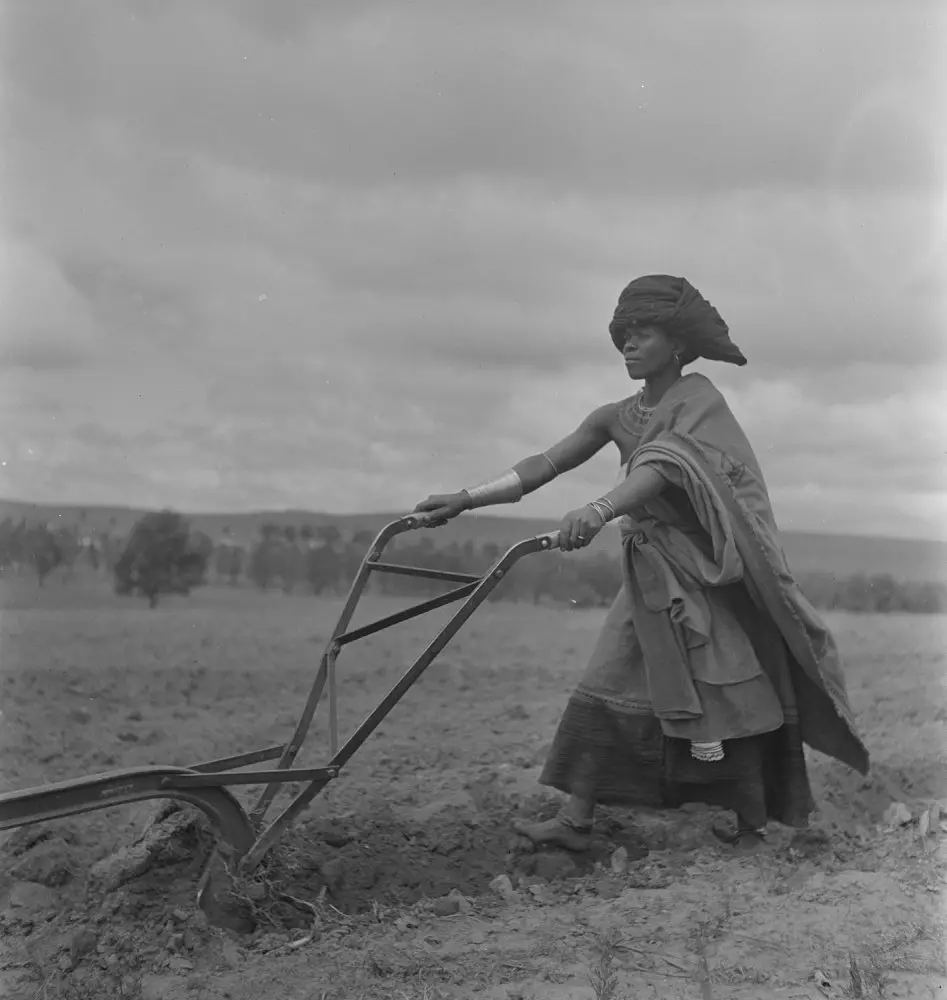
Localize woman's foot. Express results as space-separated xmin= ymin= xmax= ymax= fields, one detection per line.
xmin=512 ymin=815 xmax=592 ymax=852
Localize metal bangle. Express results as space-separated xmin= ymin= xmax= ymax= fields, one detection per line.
xmin=596 ymin=496 xmax=617 ymax=519
xmin=463 ymin=469 xmax=524 ymax=509
xmin=586 ymin=498 xmax=616 ymax=526
xmin=540 ymin=452 xmax=561 ymax=477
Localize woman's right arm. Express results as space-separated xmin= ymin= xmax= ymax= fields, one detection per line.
xmin=514 ymin=403 xmax=615 ymax=493
xmin=414 ymin=404 xmax=615 ymax=522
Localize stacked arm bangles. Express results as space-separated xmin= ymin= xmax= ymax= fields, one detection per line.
xmin=586 ymin=496 xmax=616 ymax=526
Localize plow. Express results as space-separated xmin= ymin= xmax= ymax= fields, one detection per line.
xmin=0 ymin=515 xmax=562 ymax=912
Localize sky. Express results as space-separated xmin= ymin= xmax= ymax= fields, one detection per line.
xmin=1 ymin=0 xmax=945 ymax=541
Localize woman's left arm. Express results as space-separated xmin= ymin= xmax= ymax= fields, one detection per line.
xmin=558 ymin=466 xmax=665 ymax=551
xmin=601 ymin=466 xmax=666 ymax=515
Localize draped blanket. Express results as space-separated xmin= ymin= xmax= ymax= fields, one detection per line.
xmin=627 ymin=373 xmax=867 ymax=773
xmin=539 ymin=374 xmax=868 ymax=827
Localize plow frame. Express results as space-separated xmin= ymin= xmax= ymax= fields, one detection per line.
xmin=0 ymin=514 xmax=561 ymax=889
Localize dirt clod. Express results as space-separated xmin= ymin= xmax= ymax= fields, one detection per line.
xmin=322 ymin=824 xmax=352 ymax=848
xmin=610 ymin=845 xmax=629 ymax=874
xmin=8 ymin=835 xmax=77 ymax=886
xmin=69 ymin=924 xmax=98 ymax=962
xmin=432 ymin=895 xmax=461 ymax=916
xmin=318 ymin=857 xmax=345 ymax=893
xmin=529 ymin=852 xmax=578 ymax=881
xmin=89 ymin=843 xmax=154 ymax=892
xmin=489 ymin=874 xmax=517 ymax=900
xmin=882 ymin=801 xmax=912 ymax=829
xmin=4 ymin=880 xmax=62 ymax=916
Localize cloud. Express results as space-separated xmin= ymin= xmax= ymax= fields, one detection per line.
xmin=0 ymin=1 xmax=944 ymax=541
xmin=0 ymin=238 xmax=105 ymax=370
xmin=6 ymin=1 xmax=944 ymax=193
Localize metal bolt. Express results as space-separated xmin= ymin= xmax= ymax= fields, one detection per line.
xmin=494 ymin=569 xmax=504 ymax=578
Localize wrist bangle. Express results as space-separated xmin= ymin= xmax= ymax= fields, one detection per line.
xmin=586 ymin=497 xmax=616 ymax=526
xmin=463 ymin=470 xmax=524 ymax=508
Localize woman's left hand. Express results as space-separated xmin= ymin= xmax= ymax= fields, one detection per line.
xmin=558 ymin=505 xmax=606 ymax=552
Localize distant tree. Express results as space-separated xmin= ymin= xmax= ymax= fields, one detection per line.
xmin=24 ymin=524 xmax=64 ymax=587
xmin=114 ymin=510 xmax=210 ymax=608
xmin=318 ymin=524 xmax=342 ymax=546
xmin=306 ymin=542 xmax=342 ymax=595
xmin=214 ymin=532 xmax=245 ymax=587
xmin=281 ymin=526 xmax=304 ymax=594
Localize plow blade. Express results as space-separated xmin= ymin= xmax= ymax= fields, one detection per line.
xmin=0 ymin=766 xmax=256 ymax=858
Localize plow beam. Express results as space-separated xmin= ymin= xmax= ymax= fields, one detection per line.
xmin=0 ymin=766 xmax=256 ymax=859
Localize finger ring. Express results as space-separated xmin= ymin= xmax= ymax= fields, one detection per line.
xmin=576 ymin=535 xmax=587 ymax=542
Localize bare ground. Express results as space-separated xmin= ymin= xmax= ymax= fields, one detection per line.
xmin=1 ymin=578 xmax=945 ymax=998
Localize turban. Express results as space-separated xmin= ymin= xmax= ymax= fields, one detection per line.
xmin=608 ymin=275 xmax=747 ymax=367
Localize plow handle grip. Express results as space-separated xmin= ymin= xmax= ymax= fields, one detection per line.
xmin=533 ymin=530 xmax=561 ymax=550
xmin=402 ymin=515 xmax=562 ymax=551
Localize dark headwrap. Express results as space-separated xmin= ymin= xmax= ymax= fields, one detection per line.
xmin=609 ymin=275 xmax=747 ymax=367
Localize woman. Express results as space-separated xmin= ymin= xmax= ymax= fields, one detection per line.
xmin=414 ymin=275 xmax=868 ymax=852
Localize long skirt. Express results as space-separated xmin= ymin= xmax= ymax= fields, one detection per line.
xmin=539 ymin=574 xmax=816 ymax=829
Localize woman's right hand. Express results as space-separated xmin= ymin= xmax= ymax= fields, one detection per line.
xmin=413 ymin=491 xmax=472 ymax=526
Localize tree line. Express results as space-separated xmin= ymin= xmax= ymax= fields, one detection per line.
xmin=110 ymin=511 xmax=945 ymax=614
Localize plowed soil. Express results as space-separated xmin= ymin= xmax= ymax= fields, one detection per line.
xmin=1 ymin=578 xmax=945 ymax=998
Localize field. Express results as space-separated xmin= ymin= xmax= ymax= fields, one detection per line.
xmin=1 ymin=573 xmax=946 ymax=999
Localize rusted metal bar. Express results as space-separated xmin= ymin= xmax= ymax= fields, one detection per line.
xmin=189 ymin=745 xmax=285 ymax=773
xmin=369 ymin=561 xmax=481 ymax=584
xmin=248 ymin=515 xmax=427 ymax=827
xmin=336 ymin=581 xmax=478 ymax=646
xmin=166 ymin=766 xmax=338 ymax=789
xmin=327 ymin=644 xmax=339 ymax=757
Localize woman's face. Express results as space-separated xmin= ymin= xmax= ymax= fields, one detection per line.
xmin=618 ymin=325 xmax=677 ymax=380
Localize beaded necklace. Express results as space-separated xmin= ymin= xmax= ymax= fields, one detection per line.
xmin=620 ymin=390 xmax=658 ymax=438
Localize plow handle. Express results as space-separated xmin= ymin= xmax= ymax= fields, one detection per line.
xmin=400 ymin=513 xmax=562 ymax=552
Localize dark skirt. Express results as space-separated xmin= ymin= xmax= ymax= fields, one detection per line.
xmin=539 ymin=577 xmax=815 ymax=829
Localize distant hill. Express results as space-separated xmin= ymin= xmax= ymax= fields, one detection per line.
xmin=2 ymin=498 xmax=945 ymax=583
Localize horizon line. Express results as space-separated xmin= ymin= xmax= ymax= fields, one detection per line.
xmin=0 ymin=496 xmax=942 ymax=548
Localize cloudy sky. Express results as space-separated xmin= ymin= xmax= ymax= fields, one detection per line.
xmin=1 ymin=0 xmax=945 ymax=540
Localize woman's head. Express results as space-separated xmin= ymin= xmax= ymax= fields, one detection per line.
xmin=613 ymin=323 xmax=684 ymax=381
xmin=608 ymin=275 xmax=747 ymax=369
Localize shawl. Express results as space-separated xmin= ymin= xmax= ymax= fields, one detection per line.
xmin=623 ymin=373 xmax=869 ymax=774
